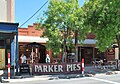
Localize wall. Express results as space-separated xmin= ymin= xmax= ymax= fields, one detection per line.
xmin=7 ymin=0 xmax=15 ymax=22
xmin=18 ymin=23 xmax=43 ymax=36
xmin=0 ymin=0 xmax=14 ymax=22
xmin=0 ymin=0 xmax=7 ymax=21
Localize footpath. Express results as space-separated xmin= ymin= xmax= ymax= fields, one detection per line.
xmin=1 ymin=65 xmax=120 ymax=83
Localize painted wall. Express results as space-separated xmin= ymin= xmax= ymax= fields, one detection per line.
xmin=6 ymin=0 xmax=15 ymax=22
xmin=0 ymin=0 xmax=7 ymax=22
xmin=0 ymin=0 xmax=14 ymax=22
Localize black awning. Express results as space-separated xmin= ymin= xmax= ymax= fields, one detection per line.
xmin=25 ymin=42 xmax=46 ymax=49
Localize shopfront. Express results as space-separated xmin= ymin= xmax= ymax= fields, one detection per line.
xmin=18 ymin=23 xmax=116 ymax=65
xmin=0 ymin=22 xmax=19 ymax=72
xmin=19 ymin=42 xmax=47 ymax=64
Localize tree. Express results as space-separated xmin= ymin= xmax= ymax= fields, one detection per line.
xmin=83 ymin=0 xmax=120 ymax=58
xmin=37 ymin=0 xmax=88 ymax=62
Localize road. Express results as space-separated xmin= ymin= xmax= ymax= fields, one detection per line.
xmin=7 ymin=74 xmax=120 ymax=84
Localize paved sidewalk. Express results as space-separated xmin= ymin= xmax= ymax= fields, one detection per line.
xmin=1 ymin=65 xmax=120 ymax=83
xmin=3 ymin=75 xmax=52 ymax=83
xmin=3 ymin=74 xmax=85 ymax=83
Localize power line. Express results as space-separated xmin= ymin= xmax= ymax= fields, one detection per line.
xmin=19 ymin=1 xmax=48 ymax=27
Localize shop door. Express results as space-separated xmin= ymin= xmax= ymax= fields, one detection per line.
xmin=0 ymin=49 xmax=5 ymax=69
xmin=84 ymin=48 xmax=93 ymax=64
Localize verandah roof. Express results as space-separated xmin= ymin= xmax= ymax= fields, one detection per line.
xmin=18 ymin=35 xmax=96 ymax=44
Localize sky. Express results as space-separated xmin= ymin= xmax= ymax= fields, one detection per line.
xmin=15 ymin=0 xmax=84 ymax=28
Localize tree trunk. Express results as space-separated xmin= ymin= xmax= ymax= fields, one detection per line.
xmin=62 ymin=27 xmax=67 ymax=63
xmin=75 ymin=30 xmax=78 ymax=62
xmin=116 ymin=34 xmax=120 ymax=59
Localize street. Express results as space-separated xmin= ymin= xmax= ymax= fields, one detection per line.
xmin=8 ymin=74 xmax=120 ymax=84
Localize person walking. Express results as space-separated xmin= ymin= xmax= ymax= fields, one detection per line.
xmin=46 ymin=54 xmax=50 ymax=63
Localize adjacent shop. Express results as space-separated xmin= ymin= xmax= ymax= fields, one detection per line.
xmin=0 ymin=22 xmax=19 ymax=70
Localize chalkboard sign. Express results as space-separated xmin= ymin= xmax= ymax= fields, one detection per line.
xmin=20 ymin=64 xmax=30 ymax=74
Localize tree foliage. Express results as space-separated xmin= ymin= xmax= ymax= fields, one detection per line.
xmin=37 ymin=0 xmax=88 ymax=58
xmin=83 ymin=0 xmax=120 ymax=52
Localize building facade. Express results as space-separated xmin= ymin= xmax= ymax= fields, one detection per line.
xmin=0 ymin=0 xmax=19 ymax=74
xmin=18 ymin=23 xmax=116 ymax=64
xmin=0 ymin=0 xmax=14 ymax=22
xmin=18 ymin=23 xmax=50 ymax=64
xmin=0 ymin=22 xmax=18 ymax=69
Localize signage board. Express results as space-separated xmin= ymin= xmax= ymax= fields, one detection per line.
xmin=32 ymin=63 xmax=81 ymax=75
xmin=20 ymin=64 xmax=30 ymax=74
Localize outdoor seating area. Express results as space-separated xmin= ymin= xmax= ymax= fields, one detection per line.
xmin=92 ymin=58 xmax=117 ymax=70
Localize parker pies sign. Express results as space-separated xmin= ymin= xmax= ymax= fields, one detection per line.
xmin=32 ymin=63 xmax=81 ymax=74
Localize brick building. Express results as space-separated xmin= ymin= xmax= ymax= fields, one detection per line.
xmin=18 ymin=23 xmax=115 ymax=64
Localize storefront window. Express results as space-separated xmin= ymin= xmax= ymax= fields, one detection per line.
xmin=0 ymin=40 xmax=4 ymax=47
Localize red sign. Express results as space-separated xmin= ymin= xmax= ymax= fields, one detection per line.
xmin=108 ymin=49 xmax=115 ymax=55
xmin=32 ymin=63 xmax=81 ymax=75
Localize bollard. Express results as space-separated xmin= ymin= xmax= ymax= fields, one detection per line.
xmin=8 ymin=53 xmax=10 ymax=79
xmin=82 ymin=58 xmax=84 ymax=75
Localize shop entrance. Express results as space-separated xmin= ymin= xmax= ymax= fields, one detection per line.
xmin=81 ymin=47 xmax=93 ymax=64
xmin=19 ymin=42 xmax=46 ymax=64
